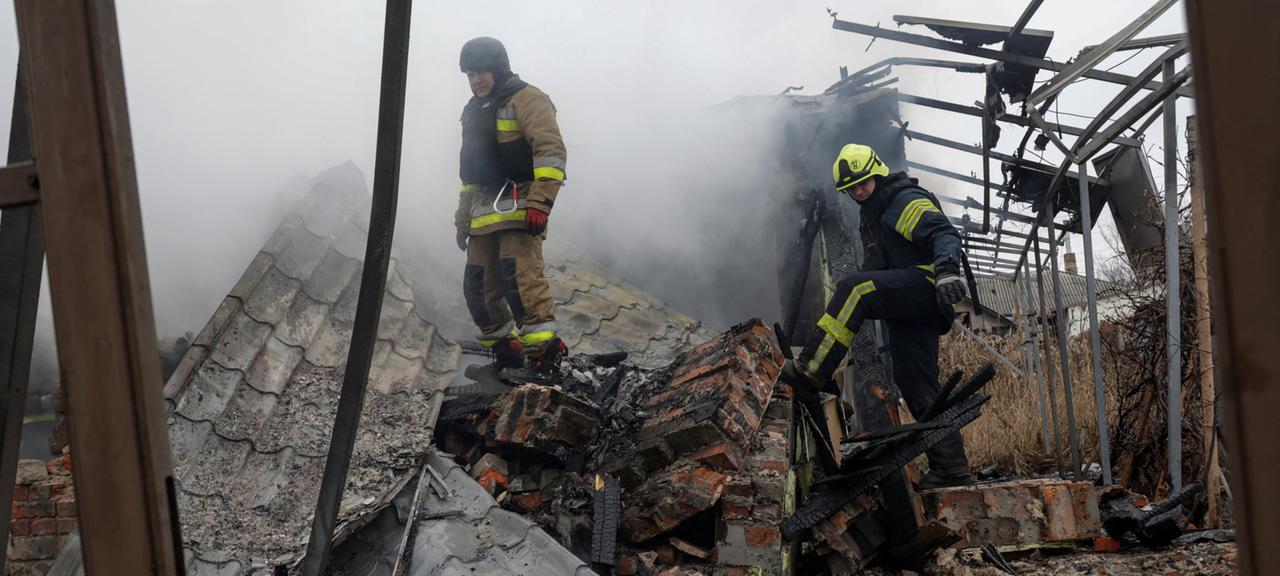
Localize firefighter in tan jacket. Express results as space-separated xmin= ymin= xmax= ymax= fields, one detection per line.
xmin=455 ymin=37 xmax=567 ymax=373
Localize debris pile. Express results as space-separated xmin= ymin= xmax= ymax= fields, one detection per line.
xmin=437 ymin=320 xmax=794 ymax=574
xmin=434 ymin=320 xmax=1007 ymax=574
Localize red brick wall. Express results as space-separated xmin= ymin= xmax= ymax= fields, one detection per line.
xmin=8 ymin=454 xmax=75 ymax=576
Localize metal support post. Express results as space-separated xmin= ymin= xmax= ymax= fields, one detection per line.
xmin=0 ymin=65 xmax=43 ymax=576
xmin=300 ymin=0 xmax=412 ymax=572
xmin=1163 ymin=60 xmax=1183 ymax=493
xmin=1018 ymin=272 xmax=1049 ymax=455
xmin=1078 ymin=163 xmax=1113 ymax=485
xmin=1032 ymin=244 xmax=1066 ymax=475
xmin=1046 ymin=233 xmax=1084 ymax=478
xmin=981 ymin=66 xmax=994 ymax=233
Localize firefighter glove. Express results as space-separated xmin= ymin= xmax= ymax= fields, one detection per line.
xmin=526 ymin=207 xmax=549 ymax=235
xmin=936 ymin=272 xmax=967 ymax=306
xmin=456 ymin=229 xmax=469 ymax=252
xmin=779 ymin=359 xmax=821 ymax=392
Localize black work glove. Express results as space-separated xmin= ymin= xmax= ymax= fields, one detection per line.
xmin=779 ymin=359 xmax=822 ymax=393
xmin=936 ymin=272 xmax=968 ymax=306
xmin=456 ymin=229 xmax=469 ymax=252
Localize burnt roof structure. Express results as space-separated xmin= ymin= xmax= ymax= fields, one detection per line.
xmin=163 ymin=163 xmax=459 ymax=573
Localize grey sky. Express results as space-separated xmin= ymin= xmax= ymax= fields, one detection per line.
xmin=0 ymin=0 xmax=1191 ymax=338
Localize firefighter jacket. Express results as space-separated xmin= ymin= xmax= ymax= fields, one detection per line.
xmin=858 ymin=171 xmax=963 ymax=276
xmin=456 ymin=75 xmax=567 ymax=236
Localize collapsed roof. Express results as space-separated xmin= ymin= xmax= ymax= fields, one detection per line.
xmin=164 ymin=163 xmax=459 ymax=572
xmin=156 ymin=162 xmax=717 ymax=574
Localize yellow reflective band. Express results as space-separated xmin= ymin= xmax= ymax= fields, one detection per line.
xmin=533 ymin=166 xmax=565 ymax=181
xmin=808 ymin=280 xmax=876 ymax=375
xmin=477 ymin=329 xmax=519 ymax=348
xmin=837 ymin=281 xmax=877 ymax=323
xmin=916 ymin=264 xmax=935 ymax=273
xmin=460 ymin=184 xmax=479 ymax=193
xmin=496 ymin=118 xmax=520 ymax=132
xmin=517 ymin=330 xmax=557 ymax=346
xmin=470 ymin=209 xmax=527 ymax=228
xmin=898 ymin=199 xmax=940 ymax=240
xmin=905 ymin=204 xmax=939 ymax=239
xmin=816 ymin=313 xmax=854 ymax=346
xmin=894 ymin=198 xmax=933 ymax=239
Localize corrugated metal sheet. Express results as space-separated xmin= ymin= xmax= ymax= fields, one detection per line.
xmin=972 ymin=271 xmax=1119 ymax=318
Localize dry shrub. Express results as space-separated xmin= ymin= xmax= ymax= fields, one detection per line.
xmin=939 ymin=328 xmax=1118 ymax=476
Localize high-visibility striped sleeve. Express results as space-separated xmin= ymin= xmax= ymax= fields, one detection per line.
xmin=533 ymin=156 xmax=566 ymax=181
xmin=894 ymin=198 xmax=939 ymax=240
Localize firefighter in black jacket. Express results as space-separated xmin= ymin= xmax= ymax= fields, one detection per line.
xmin=783 ymin=143 xmax=974 ymax=489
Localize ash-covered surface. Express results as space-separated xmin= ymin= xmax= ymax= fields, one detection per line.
xmin=406 ymin=450 xmax=594 ymax=576
xmin=165 ymin=163 xmax=458 ymax=574
xmin=919 ymin=542 xmax=1239 ymax=576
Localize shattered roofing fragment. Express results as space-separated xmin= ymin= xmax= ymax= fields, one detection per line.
xmin=405 ymin=450 xmax=594 ymax=576
xmin=163 ymin=162 xmax=459 ymax=573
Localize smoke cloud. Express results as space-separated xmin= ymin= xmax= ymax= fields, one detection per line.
xmin=0 ymin=0 xmax=1192 ymax=384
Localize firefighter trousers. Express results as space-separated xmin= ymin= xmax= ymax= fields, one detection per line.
xmin=463 ymin=230 xmax=557 ymax=351
xmin=798 ymin=266 xmax=970 ymax=476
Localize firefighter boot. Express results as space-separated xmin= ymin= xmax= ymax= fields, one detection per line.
xmin=488 ymin=336 xmax=526 ymax=369
xmin=918 ymin=431 xmax=974 ymax=489
xmin=528 ymin=337 xmax=568 ymax=375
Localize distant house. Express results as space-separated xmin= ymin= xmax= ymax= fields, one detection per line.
xmin=953 ymin=271 xmax=1124 ymax=337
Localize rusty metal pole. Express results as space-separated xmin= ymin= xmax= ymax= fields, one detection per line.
xmin=300 ymin=0 xmax=412 ymax=572
xmin=0 ymin=64 xmax=43 ymax=576
xmin=1186 ymin=117 xmax=1220 ymax=526
xmin=1186 ymin=0 xmax=1280 ymax=570
xmin=14 ymin=0 xmax=183 ymax=572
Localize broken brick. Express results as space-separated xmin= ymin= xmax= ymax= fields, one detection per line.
xmin=470 ymin=453 xmax=509 ymax=495
xmin=1095 ymin=536 xmax=1122 ymax=552
xmin=617 ymin=555 xmax=639 ymax=575
xmin=924 ymin=478 xmax=1104 ymax=548
xmin=620 ymin=320 xmax=782 ymax=481
xmin=510 ymin=491 xmax=544 ymax=512
xmin=479 ymin=384 xmax=599 ymax=463
xmin=745 ymin=526 xmax=779 ymax=547
xmin=46 ymin=455 xmax=72 ymax=477
xmin=669 ymin=536 xmax=711 ymax=561
xmin=15 ymin=460 xmax=47 ymax=484
xmin=621 ymin=462 xmax=728 ymax=542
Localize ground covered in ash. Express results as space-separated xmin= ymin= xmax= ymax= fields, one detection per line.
xmin=905 ymin=541 xmax=1239 ymax=576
